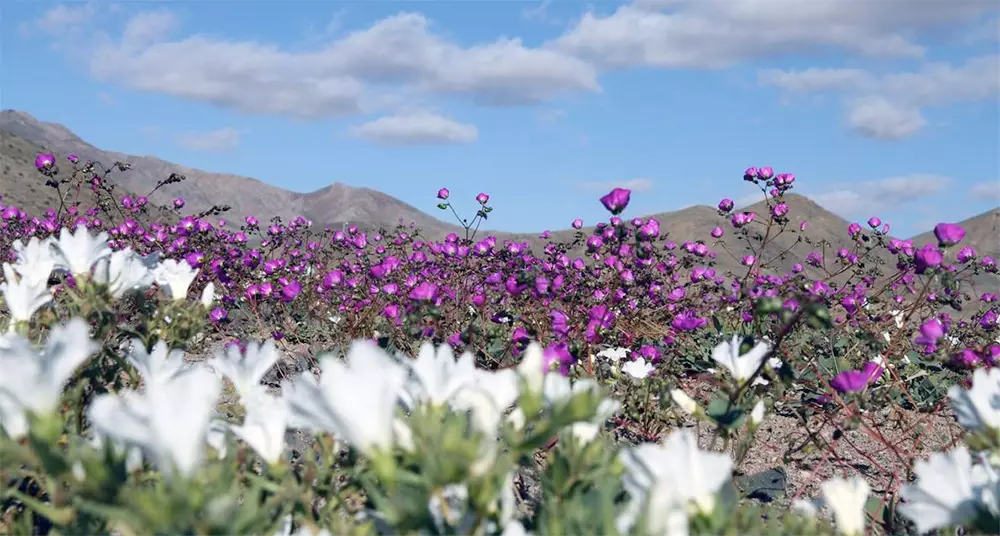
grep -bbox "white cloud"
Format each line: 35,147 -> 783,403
553,0 -> 995,70
19,3 -> 97,36
762,54 -> 999,139
846,97 -> 927,140
577,178 -> 655,192
760,68 -> 875,93
968,181 -> 1000,201
44,10 -> 597,119
175,127 -> 242,151
810,174 -> 952,217
351,112 -> 478,145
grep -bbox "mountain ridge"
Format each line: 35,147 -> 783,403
2,109 -> 996,269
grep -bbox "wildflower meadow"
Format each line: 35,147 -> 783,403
1,154 -> 998,535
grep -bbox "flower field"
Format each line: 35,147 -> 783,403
1,154 -> 998,535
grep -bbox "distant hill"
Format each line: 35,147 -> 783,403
2,108 -> 996,292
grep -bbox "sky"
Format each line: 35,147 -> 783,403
3,0 -> 999,236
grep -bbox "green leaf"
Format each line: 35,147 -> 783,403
706,398 -> 746,429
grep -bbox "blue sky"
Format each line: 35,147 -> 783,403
4,0 -> 999,235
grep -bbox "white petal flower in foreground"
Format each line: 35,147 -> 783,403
711,335 -> 770,384
50,225 -> 111,276
898,446 -> 995,534
11,237 -> 55,286
0,318 -> 96,424
622,358 -> 654,380
154,258 -> 199,301
230,392 -> 288,465
799,476 -> 869,536
127,339 -> 191,389
1,263 -> 52,324
284,341 -> 406,456
105,249 -> 156,298
517,343 -> 547,394
402,341 -> 478,408
209,339 -> 281,403
948,366 -> 1000,433
618,429 -> 732,535
88,367 -> 221,478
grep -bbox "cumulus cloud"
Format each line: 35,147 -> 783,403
40,9 -> 597,119
761,54 -> 999,139
576,178 -> 655,192
175,127 -> 242,151
846,97 -> 927,140
810,174 -> 952,217
968,181 -> 1000,201
553,0 -> 994,69
350,112 -> 478,145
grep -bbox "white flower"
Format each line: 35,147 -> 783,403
200,282 -> 215,307
1,263 -> 52,324
598,347 -> 630,361
750,400 -> 765,426
542,375 -> 600,406
0,318 -> 96,437
88,367 -> 221,478
284,341 -> 406,456
670,389 -> 700,416
618,429 -> 732,535
401,342 -> 478,408
711,335 -> 770,385
101,249 -> 155,298
11,237 -> 55,286
209,339 -> 281,403
517,342 -> 547,394
948,366 -> 1000,433
569,398 -> 620,445
127,339 -> 192,390
898,446 -> 996,534
154,258 -> 199,301
804,476 -> 869,536
231,392 -> 288,465
50,225 -> 111,276
622,358 -> 654,380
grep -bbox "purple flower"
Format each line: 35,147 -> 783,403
742,254 -> 756,266
409,281 -> 439,301
711,226 -> 724,238
933,223 -> 966,246
543,342 -> 575,376
914,318 -> 945,352
599,187 -> 632,215
571,218 -> 584,229
951,348 -> 981,369
830,362 -> 882,393
757,166 -> 774,180
957,246 -> 977,263
476,192 -> 489,204
718,198 -> 734,212
209,308 -> 228,323
437,188 -> 450,200
772,203 -> 789,217
867,216 -> 882,228
35,153 -> 55,170
848,222 -> 862,238
914,244 -> 944,273
671,311 -> 707,331
280,280 -> 301,302
67,154 -> 79,163
743,167 -> 758,181
173,198 -> 185,209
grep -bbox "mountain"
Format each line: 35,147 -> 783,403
0,109 -> 464,237
2,109 -> 996,290
908,208 -> 1000,295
